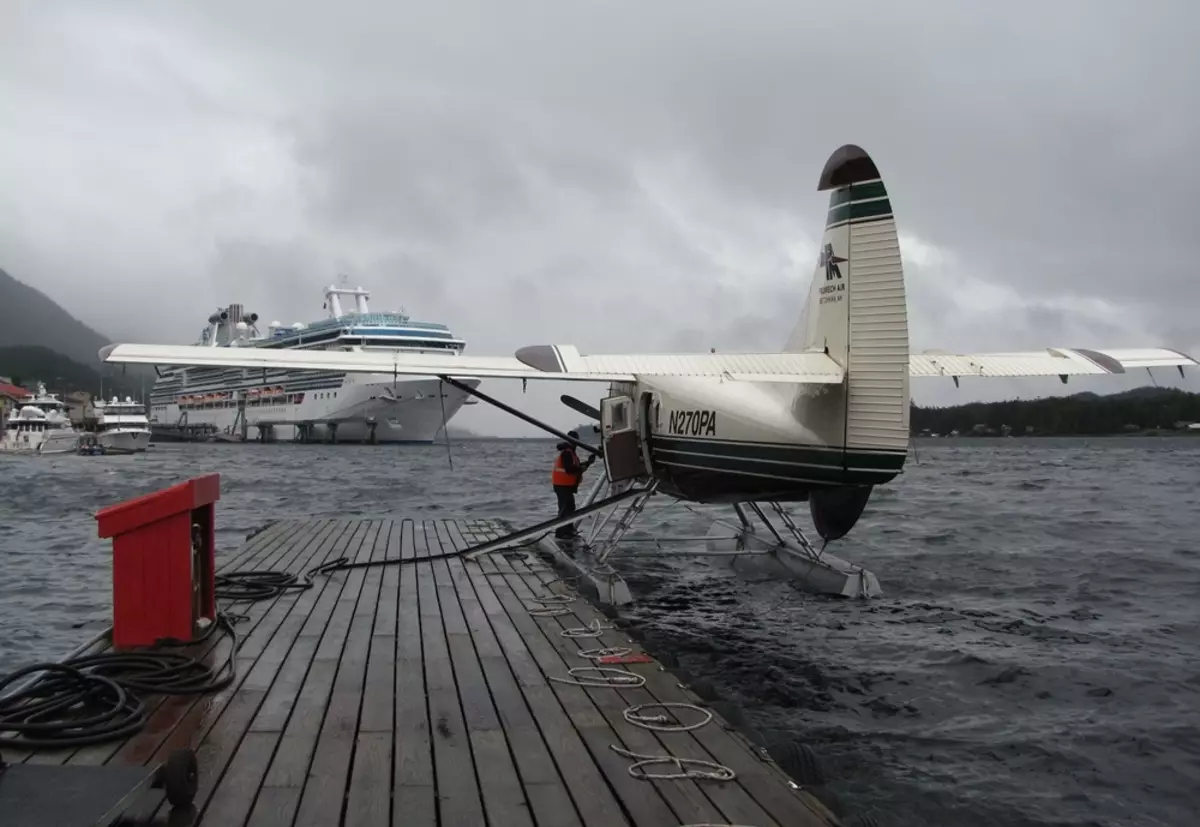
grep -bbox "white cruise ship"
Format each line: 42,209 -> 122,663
148,283 -> 481,443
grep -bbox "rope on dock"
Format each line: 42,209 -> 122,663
526,593 -> 576,617
500,554 -> 613,637
609,745 -> 736,781
577,646 -> 632,659
623,702 -> 713,732
548,666 -> 647,688
486,532 -> 747,797
518,570 -> 742,787
560,618 -> 613,638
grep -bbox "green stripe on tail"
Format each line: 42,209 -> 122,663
826,179 -> 893,228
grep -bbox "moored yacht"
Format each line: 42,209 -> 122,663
94,395 -> 152,454
0,383 -> 81,454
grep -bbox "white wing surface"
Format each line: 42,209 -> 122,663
512,344 -> 846,383
99,343 -> 847,384
909,347 -> 1197,379
99,343 -> 622,381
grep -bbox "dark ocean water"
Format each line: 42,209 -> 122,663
1,437 -> 1198,826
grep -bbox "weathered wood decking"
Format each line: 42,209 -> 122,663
8,517 -> 838,827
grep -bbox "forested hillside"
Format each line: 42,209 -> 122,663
912,387 -> 1200,436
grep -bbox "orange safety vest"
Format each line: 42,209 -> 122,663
551,449 -> 582,487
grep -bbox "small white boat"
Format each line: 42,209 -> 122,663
94,395 -> 152,454
0,383 -> 81,454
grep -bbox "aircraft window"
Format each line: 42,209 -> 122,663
611,401 -> 628,430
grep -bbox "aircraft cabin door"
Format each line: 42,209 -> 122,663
599,394 -> 643,482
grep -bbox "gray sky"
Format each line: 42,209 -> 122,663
2,1 -> 1197,435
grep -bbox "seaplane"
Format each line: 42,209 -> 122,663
99,144 -> 1197,599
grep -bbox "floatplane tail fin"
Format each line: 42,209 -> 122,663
775,144 -> 913,461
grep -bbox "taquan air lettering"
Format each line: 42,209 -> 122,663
667,409 -> 717,437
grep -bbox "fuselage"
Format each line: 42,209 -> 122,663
605,376 -> 906,503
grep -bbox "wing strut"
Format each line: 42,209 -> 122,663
438,375 -> 600,456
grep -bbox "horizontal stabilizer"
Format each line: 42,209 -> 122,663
910,347 -> 1197,379
99,343 -> 847,384
515,345 -> 846,383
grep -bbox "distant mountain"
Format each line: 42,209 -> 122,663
0,267 -> 112,367
0,345 -> 142,399
0,266 -> 155,387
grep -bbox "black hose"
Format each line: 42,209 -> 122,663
0,664 -> 146,748
215,570 -> 313,601
259,530 -> 553,582
0,614 -> 239,749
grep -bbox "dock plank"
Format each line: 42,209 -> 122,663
429,520 -> 534,827
291,519 -> 386,827
393,518 -> 435,826
344,521 -> 398,827
418,520 -> 484,827
12,516 -> 838,827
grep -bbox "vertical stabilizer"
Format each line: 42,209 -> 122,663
784,145 -> 910,462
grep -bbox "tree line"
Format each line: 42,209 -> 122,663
911,387 -> 1200,436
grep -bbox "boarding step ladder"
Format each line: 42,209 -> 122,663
594,482 -> 659,564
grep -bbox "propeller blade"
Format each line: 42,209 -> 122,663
560,394 -> 600,421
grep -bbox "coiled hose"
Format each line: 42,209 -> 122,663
0,613 -> 238,749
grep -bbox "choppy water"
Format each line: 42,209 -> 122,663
2,438 -> 1198,826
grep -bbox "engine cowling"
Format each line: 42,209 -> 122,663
809,485 -> 874,542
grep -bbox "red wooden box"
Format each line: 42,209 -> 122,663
95,474 -> 219,649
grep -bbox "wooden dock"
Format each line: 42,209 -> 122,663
4,517 -> 840,827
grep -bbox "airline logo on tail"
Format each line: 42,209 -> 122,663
820,243 -> 846,280
818,241 -> 848,306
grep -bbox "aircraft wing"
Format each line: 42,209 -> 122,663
909,347 -> 1198,379
99,343 -> 847,383
99,343 -> 627,381
513,345 -> 846,383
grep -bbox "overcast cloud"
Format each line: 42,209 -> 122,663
2,0 -> 1197,435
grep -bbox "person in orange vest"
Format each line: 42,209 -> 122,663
552,430 -> 595,539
